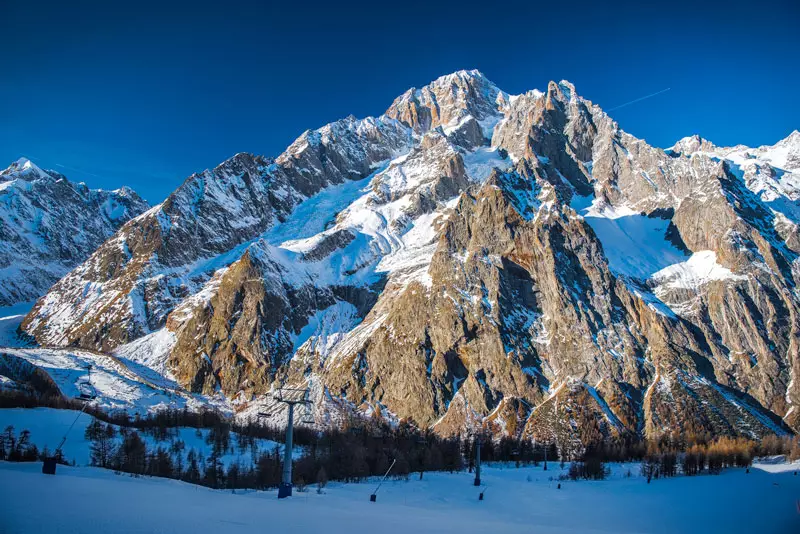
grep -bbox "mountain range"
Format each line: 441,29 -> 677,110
0,158 -> 148,308
5,70 -> 800,451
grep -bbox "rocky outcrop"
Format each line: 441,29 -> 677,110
385,69 -> 503,134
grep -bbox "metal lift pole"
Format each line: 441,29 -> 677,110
267,388 -> 311,499
474,433 -> 481,487
281,403 -> 295,498
370,458 -> 397,502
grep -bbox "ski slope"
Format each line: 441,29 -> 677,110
1,460 -> 797,533
0,301 -> 34,348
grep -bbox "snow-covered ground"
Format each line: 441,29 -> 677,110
0,460 -> 797,533
0,301 -> 34,348
1,347 -> 228,413
0,407 -> 290,467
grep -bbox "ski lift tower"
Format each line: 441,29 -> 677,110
463,396 -> 482,486
271,388 -> 311,498
474,432 -> 482,486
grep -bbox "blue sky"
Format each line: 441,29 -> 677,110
1,0 -> 798,204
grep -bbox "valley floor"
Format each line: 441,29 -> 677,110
1,459 -> 798,533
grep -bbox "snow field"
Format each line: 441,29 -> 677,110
0,459 -> 798,533
1,348 -> 211,413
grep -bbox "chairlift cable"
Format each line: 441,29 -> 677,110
55,398 -> 92,455
371,458 -> 397,496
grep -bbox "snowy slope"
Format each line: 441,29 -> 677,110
0,408 -> 287,467
1,460 -> 798,534
0,301 -> 35,348
0,348 -> 224,414
571,196 -> 689,280
261,133 -> 511,289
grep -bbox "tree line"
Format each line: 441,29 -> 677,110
2,389 -> 799,488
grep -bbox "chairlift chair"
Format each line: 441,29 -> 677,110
75,364 -> 97,401
76,382 -> 97,401
300,409 -> 315,425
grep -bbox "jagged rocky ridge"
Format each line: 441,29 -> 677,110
0,159 -> 149,307
20,70 -> 800,449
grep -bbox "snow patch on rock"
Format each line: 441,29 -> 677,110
651,251 -> 747,290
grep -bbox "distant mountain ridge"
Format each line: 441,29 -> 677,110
13,71 -> 800,451
0,158 -> 149,307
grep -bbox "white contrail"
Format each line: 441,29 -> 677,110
54,163 -> 102,178
605,87 -> 671,112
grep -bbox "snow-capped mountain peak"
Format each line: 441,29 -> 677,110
774,129 -> 800,147
0,158 -> 149,307
667,134 -> 719,155
1,157 -> 51,181
385,68 -> 504,136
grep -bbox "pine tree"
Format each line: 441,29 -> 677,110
170,439 -> 185,475
184,449 -> 201,484
23,443 -> 39,462
254,450 -> 279,489
8,429 -> 29,461
2,426 -> 15,460
115,430 -> 147,475
203,449 -> 225,488
90,423 -> 117,468
148,447 -> 174,478
226,462 -> 240,489
84,417 -> 104,442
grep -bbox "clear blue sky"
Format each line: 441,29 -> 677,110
1,0 -> 798,204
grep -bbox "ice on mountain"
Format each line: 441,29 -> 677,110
651,250 -> 747,290
462,146 -> 512,182
291,301 -> 361,362
570,196 -> 688,280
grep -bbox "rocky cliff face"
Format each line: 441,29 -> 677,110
21,71 -> 799,450
0,158 -> 149,307
22,117 -> 411,350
